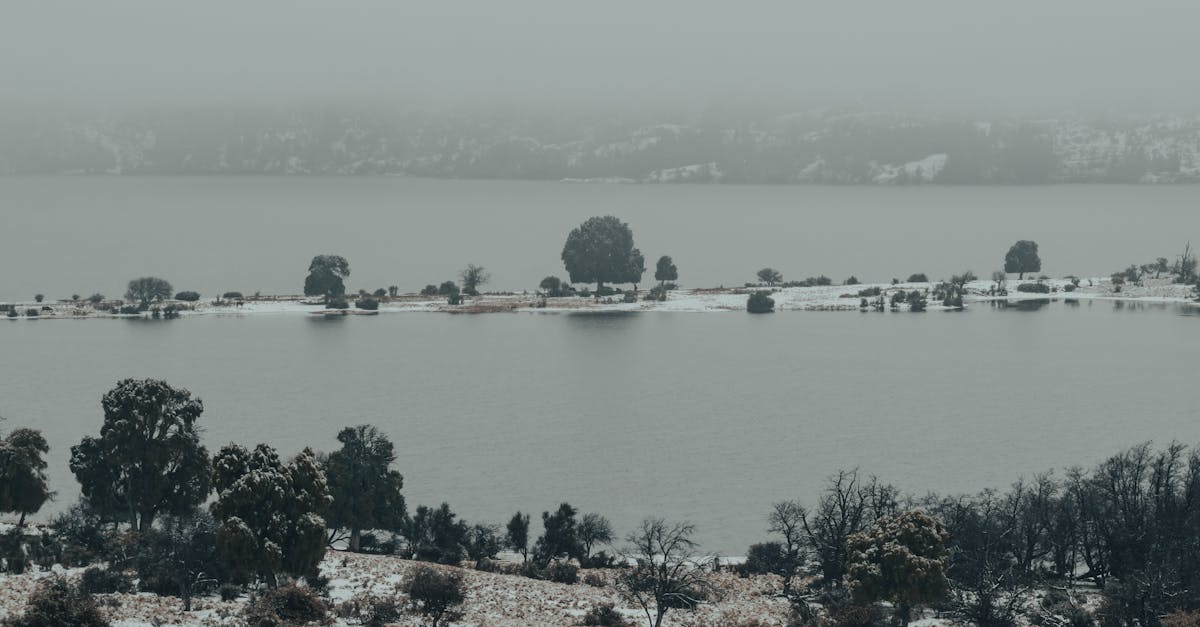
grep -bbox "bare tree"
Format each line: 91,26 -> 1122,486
800,469 -> 898,586
767,500 -> 807,595
617,518 -> 716,627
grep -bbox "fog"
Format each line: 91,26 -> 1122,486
3,0 -> 1199,114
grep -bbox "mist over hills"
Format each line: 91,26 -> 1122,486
3,107 -> 1198,184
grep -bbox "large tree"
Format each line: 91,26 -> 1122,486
459,264 -> 490,296
654,255 -> 678,287
322,425 -> 406,552
561,216 -> 645,294
69,379 -> 211,532
534,502 -> 582,565
767,500 -> 807,596
303,254 -> 351,300
578,512 -> 614,561
1003,240 -> 1041,279
505,511 -> 531,562
125,277 -> 173,307
618,518 -> 715,627
0,428 -> 51,526
210,443 -> 331,586
846,510 -> 951,626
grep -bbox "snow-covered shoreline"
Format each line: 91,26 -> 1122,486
2,277 -> 1195,322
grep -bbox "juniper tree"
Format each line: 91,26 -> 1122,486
69,379 -> 211,532
1003,240 -> 1041,279
0,428 -> 51,526
561,216 -> 645,294
534,502 -> 582,565
210,443 -> 331,586
654,255 -> 678,287
303,254 -> 351,301
321,425 -> 406,552
506,511 -> 531,562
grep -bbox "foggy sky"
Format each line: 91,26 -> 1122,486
3,0 -> 1199,114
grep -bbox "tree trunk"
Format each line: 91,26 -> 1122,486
595,281 -> 603,298
350,527 -> 361,552
1019,271 -> 1025,279
898,601 -> 911,626
654,607 -> 667,627
18,512 -> 26,527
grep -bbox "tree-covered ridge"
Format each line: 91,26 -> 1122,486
3,107 -> 1200,183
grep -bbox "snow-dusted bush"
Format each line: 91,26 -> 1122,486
8,577 -> 110,627
746,291 -> 775,313
355,298 -> 379,310
80,566 -> 134,594
174,291 -> 201,302
1016,282 -> 1051,293
243,582 -> 331,627
582,602 -> 631,626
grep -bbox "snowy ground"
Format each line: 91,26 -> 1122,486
2,277 -> 1195,321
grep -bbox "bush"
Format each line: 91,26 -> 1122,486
25,308 -> 38,317
907,273 -> 929,283
372,288 -> 387,297
747,291 -> 775,313
219,583 -> 242,601
80,566 -> 134,594
343,592 -> 404,627
844,276 -> 860,285
582,602 -> 631,626
1163,611 -> 1200,627
118,305 -> 140,315
326,298 -> 349,310
174,291 -> 201,302
355,298 -> 379,311
622,292 -> 637,303
243,582 -> 331,627
647,285 -> 667,301
855,286 -> 881,297
9,577 -> 110,627
1063,283 -> 1077,292
582,572 -> 606,588
543,562 -> 579,584
1016,282 -> 1051,294
6,309 -> 16,318
420,284 -> 438,296
447,293 -> 463,305
577,288 -> 591,298
579,551 -> 619,569
407,565 -> 465,626
222,291 -> 244,299
744,542 -> 786,575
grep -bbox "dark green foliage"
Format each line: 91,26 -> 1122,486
844,276 -> 860,285
0,428 -> 51,525
460,264 -> 490,295
325,298 -> 349,309
33,294 -> 43,303
322,425 -> 406,552
6,309 -> 16,318
539,276 -> 568,297
221,291 -> 243,300
746,291 -> 775,313
406,565 -> 466,627
655,256 -> 678,285
438,281 -> 459,296
1064,283 -> 1077,292
372,288 -> 387,297
69,379 -> 211,531
125,277 -> 173,306
242,582 -> 331,627
211,443 -> 331,585
87,293 -> 104,304
47,504 -> 116,566
343,592 -> 404,627
25,308 -> 38,317
622,291 -> 637,303
756,268 -> 783,285
506,511 -> 531,562
1015,282 -> 1050,293
534,503 -> 583,566
647,285 -> 667,301
846,510 -> 950,626
134,511 -> 224,610
79,566 -> 133,594
951,270 -> 977,286
855,286 -> 881,297
406,503 -> 469,565
219,583 -> 241,601
117,305 -> 139,315
561,216 -> 645,292
420,284 -> 438,296
303,254 -> 350,300
465,523 -> 502,564
542,561 -> 579,584
1004,240 -> 1041,279
744,541 -> 787,575
582,602 -> 632,626
907,273 -> 929,283
354,298 -> 379,310
9,577 -> 110,627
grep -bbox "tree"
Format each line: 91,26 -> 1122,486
322,425 -> 406,552
561,216 -> 645,294
9,577 -> 111,627
134,511 -> 222,611
0,428 -> 51,526
578,512 -> 614,561
534,502 -> 582,565
506,511 -> 531,562
69,379 -> 210,532
539,276 -> 567,297
459,264 -> 490,296
746,291 -> 775,313
768,500 -> 807,596
1003,240 -> 1041,279
617,518 -> 715,627
465,523 -> 502,565
800,469 -> 898,587
757,268 -> 783,285
210,443 -> 331,586
34,294 -> 44,303
303,254 -> 350,301
907,273 -> 928,283
654,256 -> 678,287
406,565 -> 465,627
846,510 -> 950,626
125,277 -> 173,307
405,502 -> 469,565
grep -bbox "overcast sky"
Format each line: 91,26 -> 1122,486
3,0 -> 1199,114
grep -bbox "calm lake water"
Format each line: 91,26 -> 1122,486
2,177 -> 1200,553
2,302 -> 1197,553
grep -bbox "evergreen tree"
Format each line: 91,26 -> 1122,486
210,443 -> 331,586
506,511 -> 531,562
1003,240 -> 1041,279
0,428 -> 51,526
846,510 -> 950,626
124,277 -> 173,307
322,425 -> 406,552
406,503 -> 469,565
534,502 -> 582,565
561,216 -> 645,294
654,255 -> 678,287
69,379 -> 210,531
303,254 -> 351,301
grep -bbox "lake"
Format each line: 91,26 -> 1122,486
2,177 -> 1199,553
1,300 -> 1197,553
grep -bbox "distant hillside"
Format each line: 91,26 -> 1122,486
2,108 -> 1198,183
